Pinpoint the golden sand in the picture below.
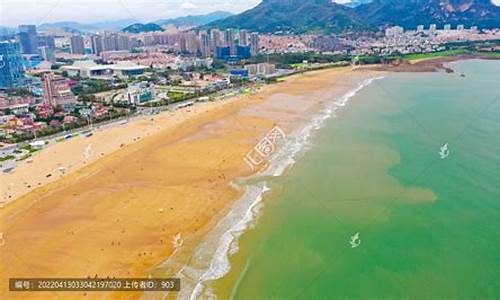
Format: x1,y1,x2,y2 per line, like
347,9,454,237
0,67,380,299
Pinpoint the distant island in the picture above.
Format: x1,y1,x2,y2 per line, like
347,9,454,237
122,23,164,33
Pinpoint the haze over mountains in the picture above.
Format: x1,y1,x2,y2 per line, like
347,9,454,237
5,0,500,34
155,11,233,27
31,11,233,33
38,19,139,32
210,0,500,32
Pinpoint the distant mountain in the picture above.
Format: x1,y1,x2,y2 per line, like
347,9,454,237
122,23,164,33
38,21,97,32
156,11,233,27
38,19,138,32
88,19,139,30
356,0,500,29
209,0,369,33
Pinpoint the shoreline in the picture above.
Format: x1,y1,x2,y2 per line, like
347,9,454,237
0,66,381,299
177,75,386,300
367,54,500,73
170,56,494,299
192,58,500,300
0,56,489,299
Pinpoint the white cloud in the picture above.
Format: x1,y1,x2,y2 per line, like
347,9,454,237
180,1,197,10
492,0,500,6
0,0,261,27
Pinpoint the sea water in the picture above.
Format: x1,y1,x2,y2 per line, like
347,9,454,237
208,59,500,299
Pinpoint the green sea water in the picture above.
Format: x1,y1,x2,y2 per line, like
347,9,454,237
211,59,500,299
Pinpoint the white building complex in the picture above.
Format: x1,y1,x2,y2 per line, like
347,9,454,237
61,61,147,79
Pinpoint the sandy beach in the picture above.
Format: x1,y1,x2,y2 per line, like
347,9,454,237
0,67,381,299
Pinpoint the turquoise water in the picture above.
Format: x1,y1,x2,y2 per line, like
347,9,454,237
212,60,500,299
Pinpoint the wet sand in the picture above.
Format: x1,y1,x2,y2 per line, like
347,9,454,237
0,67,381,299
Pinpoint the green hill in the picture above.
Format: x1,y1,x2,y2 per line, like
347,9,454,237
209,0,369,34
122,23,164,33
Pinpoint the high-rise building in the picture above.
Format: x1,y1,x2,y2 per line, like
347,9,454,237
215,46,231,60
416,25,424,33
39,46,56,63
42,72,77,106
444,24,451,31
103,32,117,51
250,32,259,56
236,45,251,59
91,35,104,56
210,29,222,55
116,34,130,51
70,35,85,54
457,24,465,31
224,29,235,54
38,35,56,50
180,32,199,54
239,29,249,46
180,34,188,53
200,32,211,57
0,41,26,89
211,29,221,45
102,32,131,51
429,24,437,34
18,25,38,54
130,36,141,48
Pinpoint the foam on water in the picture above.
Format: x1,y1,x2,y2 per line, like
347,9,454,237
263,76,384,178
173,76,384,300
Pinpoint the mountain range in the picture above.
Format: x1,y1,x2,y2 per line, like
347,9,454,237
6,1,500,35
210,0,500,33
155,11,233,27
211,0,368,34
38,19,138,32
32,11,233,33
356,0,500,29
